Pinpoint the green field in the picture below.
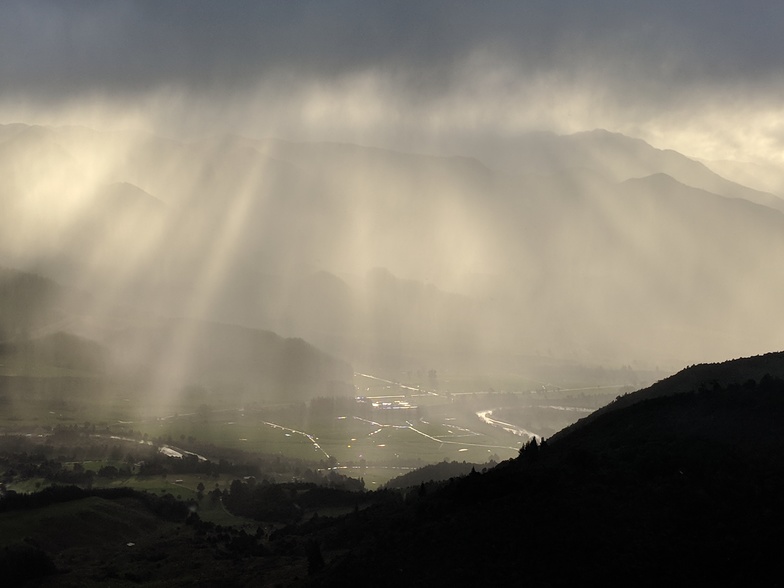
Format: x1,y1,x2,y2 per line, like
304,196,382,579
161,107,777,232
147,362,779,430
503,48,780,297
129,406,521,469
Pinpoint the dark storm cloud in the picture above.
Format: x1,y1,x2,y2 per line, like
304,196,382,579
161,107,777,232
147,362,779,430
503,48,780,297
3,0,784,101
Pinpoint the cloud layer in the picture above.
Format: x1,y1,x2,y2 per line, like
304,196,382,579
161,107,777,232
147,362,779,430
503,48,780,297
3,1,784,162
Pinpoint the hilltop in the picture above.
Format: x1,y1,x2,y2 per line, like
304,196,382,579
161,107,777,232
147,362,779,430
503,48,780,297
553,350,784,440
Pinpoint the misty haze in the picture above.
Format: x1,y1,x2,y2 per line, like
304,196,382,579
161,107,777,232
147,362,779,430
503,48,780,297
2,2,784,586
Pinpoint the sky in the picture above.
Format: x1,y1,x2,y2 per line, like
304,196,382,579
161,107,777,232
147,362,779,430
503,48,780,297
2,0,784,164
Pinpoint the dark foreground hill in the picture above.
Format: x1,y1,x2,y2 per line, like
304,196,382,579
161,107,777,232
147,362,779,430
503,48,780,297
296,352,784,586
553,350,784,440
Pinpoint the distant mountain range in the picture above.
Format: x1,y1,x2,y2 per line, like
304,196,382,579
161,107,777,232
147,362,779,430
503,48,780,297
458,128,784,211
1,123,783,380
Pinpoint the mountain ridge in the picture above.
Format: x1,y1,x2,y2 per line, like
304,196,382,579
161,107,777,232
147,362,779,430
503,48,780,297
2,123,784,370
552,350,784,442
0,266,354,404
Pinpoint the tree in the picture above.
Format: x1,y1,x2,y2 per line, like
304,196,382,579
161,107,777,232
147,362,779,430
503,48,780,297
209,488,222,504
519,437,540,462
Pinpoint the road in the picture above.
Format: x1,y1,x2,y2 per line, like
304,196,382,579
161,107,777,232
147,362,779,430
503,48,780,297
476,410,540,440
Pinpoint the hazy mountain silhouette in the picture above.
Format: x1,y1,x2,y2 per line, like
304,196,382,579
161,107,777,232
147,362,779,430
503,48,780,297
471,128,784,211
107,318,354,404
0,267,352,403
703,157,784,199
2,124,783,375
